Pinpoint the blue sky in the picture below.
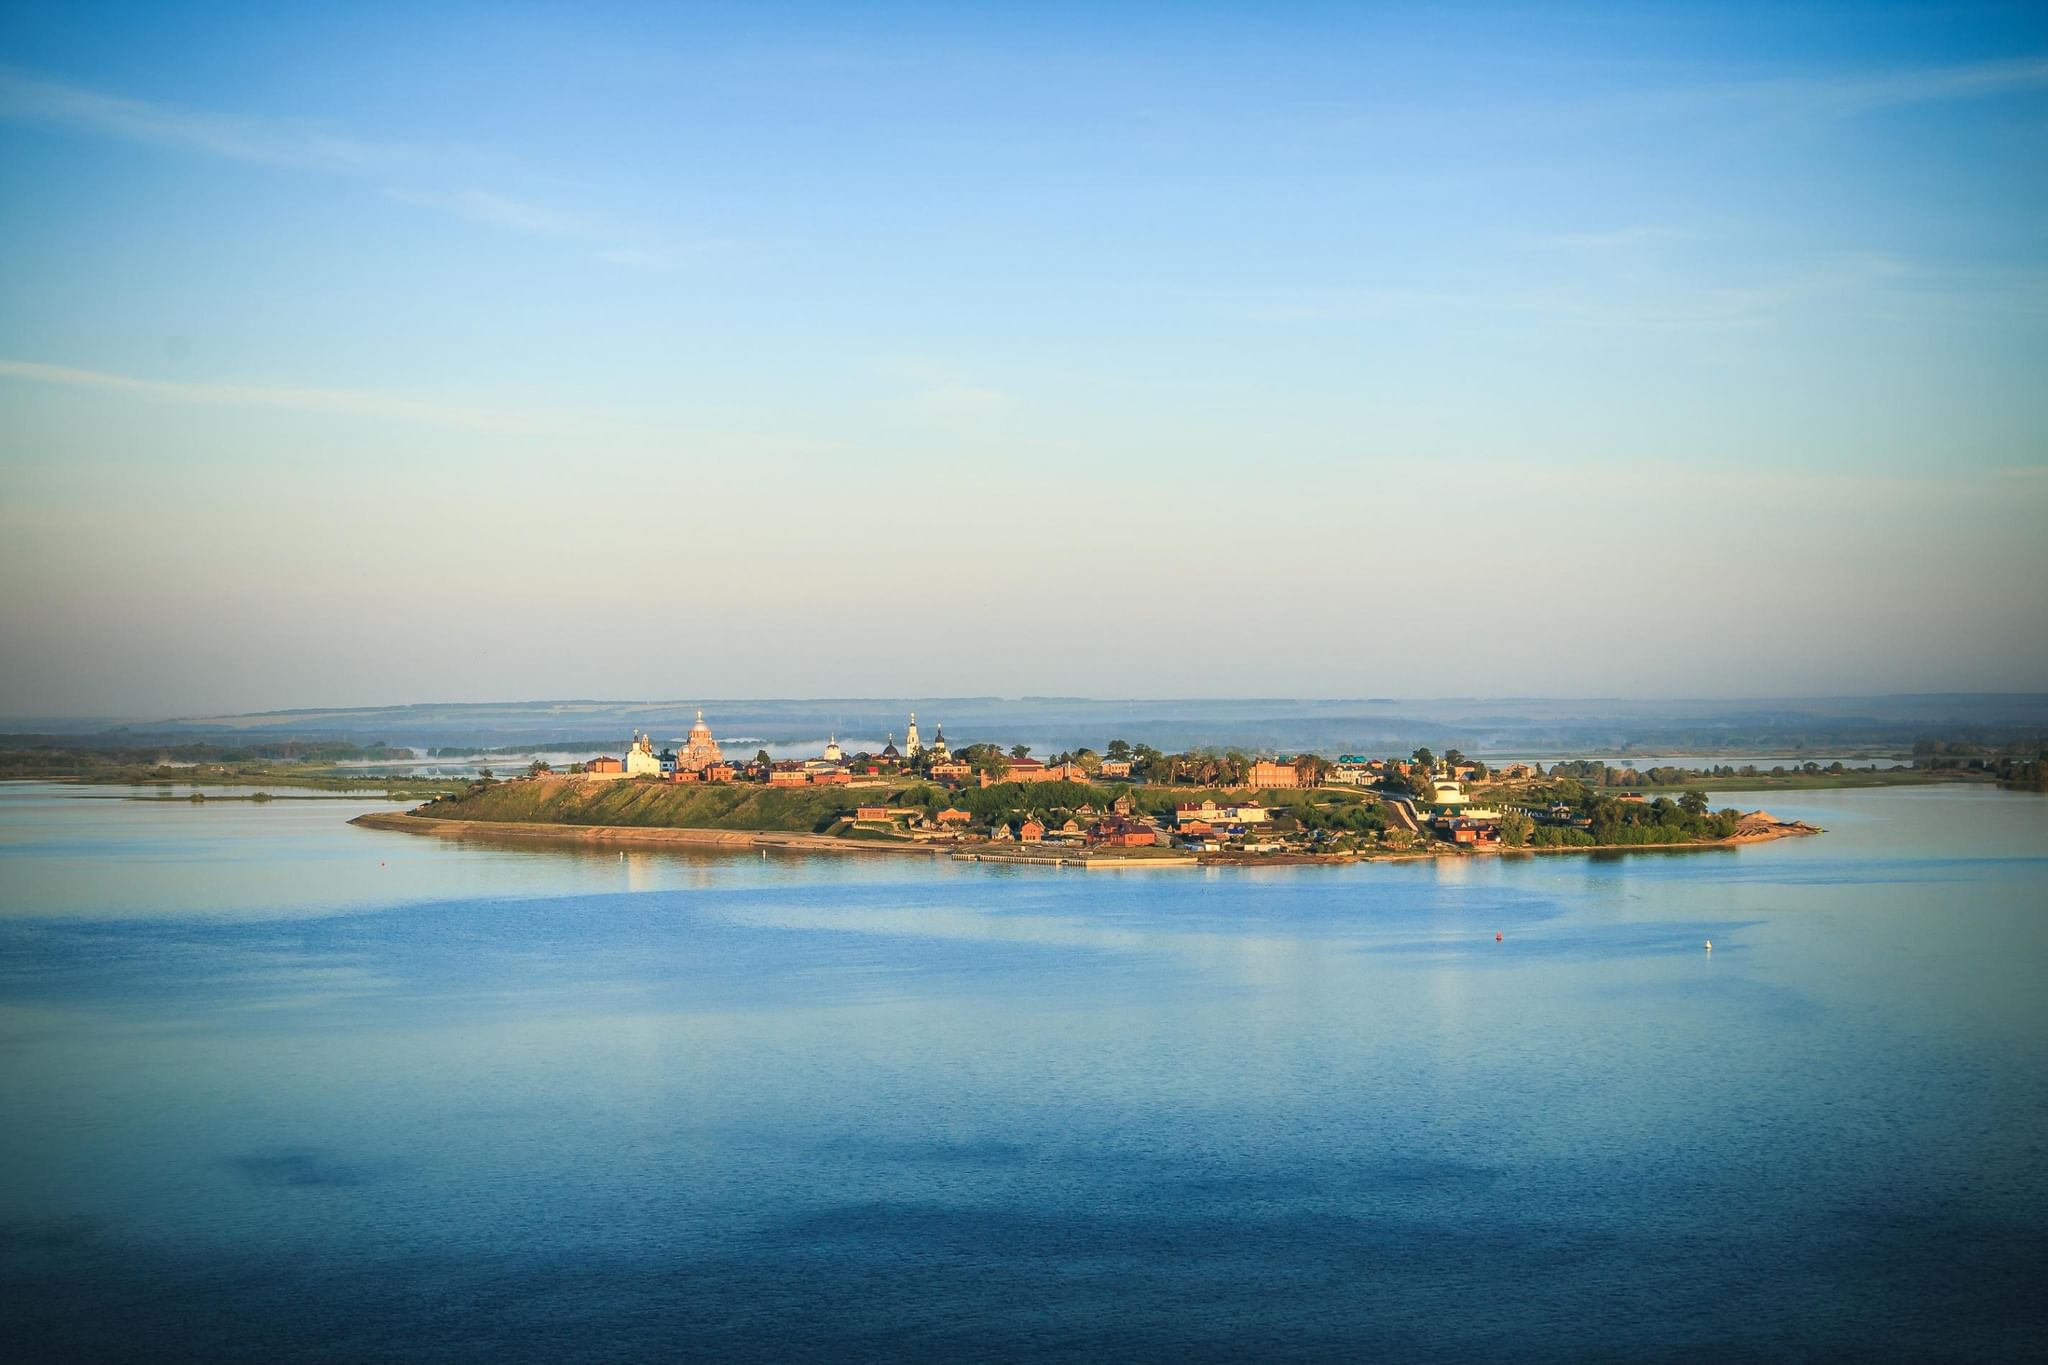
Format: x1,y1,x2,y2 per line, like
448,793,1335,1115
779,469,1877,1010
1,2,2045,715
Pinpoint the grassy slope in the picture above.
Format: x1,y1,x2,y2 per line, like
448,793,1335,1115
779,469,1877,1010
418,778,929,833
420,777,1381,834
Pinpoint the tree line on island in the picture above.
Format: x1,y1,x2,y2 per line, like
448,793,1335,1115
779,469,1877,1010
442,736,1760,854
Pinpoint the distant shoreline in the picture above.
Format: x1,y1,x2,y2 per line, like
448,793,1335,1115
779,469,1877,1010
350,811,1822,868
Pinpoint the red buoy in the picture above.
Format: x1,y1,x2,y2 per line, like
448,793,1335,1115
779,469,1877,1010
1495,931,1503,942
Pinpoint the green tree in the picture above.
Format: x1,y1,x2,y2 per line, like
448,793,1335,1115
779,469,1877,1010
1582,791,1619,833
1444,748,1466,768
1010,744,1032,761
1678,789,1710,818
1292,753,1332,785
1497,808,1534,847
957,743,1009,780
527,759,551,777
1133,745,1172,784
1412,747,1436,774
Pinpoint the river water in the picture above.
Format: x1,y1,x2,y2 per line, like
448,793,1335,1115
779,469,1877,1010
2,781,2044,1361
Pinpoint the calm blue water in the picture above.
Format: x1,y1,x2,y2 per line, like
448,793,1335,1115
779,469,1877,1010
2,782,2045,1361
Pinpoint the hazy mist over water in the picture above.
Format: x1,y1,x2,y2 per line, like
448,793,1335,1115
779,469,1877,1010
24,693,2046,765
2,782,2044,1359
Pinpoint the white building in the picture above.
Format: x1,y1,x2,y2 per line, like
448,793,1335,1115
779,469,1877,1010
1173,799,1270,826
1422,780,1500,819
624,731,662,777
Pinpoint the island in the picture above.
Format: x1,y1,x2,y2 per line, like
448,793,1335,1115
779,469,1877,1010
347,713,1829,867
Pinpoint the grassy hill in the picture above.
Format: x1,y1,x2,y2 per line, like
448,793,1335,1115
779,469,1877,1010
416,774,1385,836
416,777,932,833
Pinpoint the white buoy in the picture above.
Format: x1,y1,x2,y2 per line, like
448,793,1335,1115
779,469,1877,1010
1705,939,1713,952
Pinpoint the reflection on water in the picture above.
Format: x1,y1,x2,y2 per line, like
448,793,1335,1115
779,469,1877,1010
1,781,2045,1361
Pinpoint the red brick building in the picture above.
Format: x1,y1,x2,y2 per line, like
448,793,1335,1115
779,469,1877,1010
981,758,1090,786
1089,817,1156,847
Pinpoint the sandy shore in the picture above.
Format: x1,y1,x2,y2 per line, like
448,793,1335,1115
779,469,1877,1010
355,810,1821,867
349,811,943,857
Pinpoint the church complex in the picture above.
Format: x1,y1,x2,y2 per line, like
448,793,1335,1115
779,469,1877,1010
579,709,1089,789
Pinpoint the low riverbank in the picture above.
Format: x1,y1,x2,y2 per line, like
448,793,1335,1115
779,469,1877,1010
354,810,1823,866
349,811,944,857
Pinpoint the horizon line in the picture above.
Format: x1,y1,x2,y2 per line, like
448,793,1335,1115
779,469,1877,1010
7,689,2047,729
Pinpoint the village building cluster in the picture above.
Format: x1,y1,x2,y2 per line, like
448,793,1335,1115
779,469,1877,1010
579,710,1091,790
553,712,1575,856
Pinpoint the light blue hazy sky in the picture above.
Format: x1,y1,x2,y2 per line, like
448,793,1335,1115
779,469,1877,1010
2,2,2045,716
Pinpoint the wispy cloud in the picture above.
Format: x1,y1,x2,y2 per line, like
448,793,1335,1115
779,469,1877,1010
381,187,682,267
873,355,1013,413
0,65,423,170
1723,56,2048,119
1532,250,1913,332
0,66,676,268
1533,226,1696,253
1609,56,2048,125
384,187,604,239
1238,55,2048,156
1229,250,1915,334
0,359,531,433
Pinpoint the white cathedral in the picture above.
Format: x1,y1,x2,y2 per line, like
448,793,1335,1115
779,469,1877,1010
877,712,947,764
